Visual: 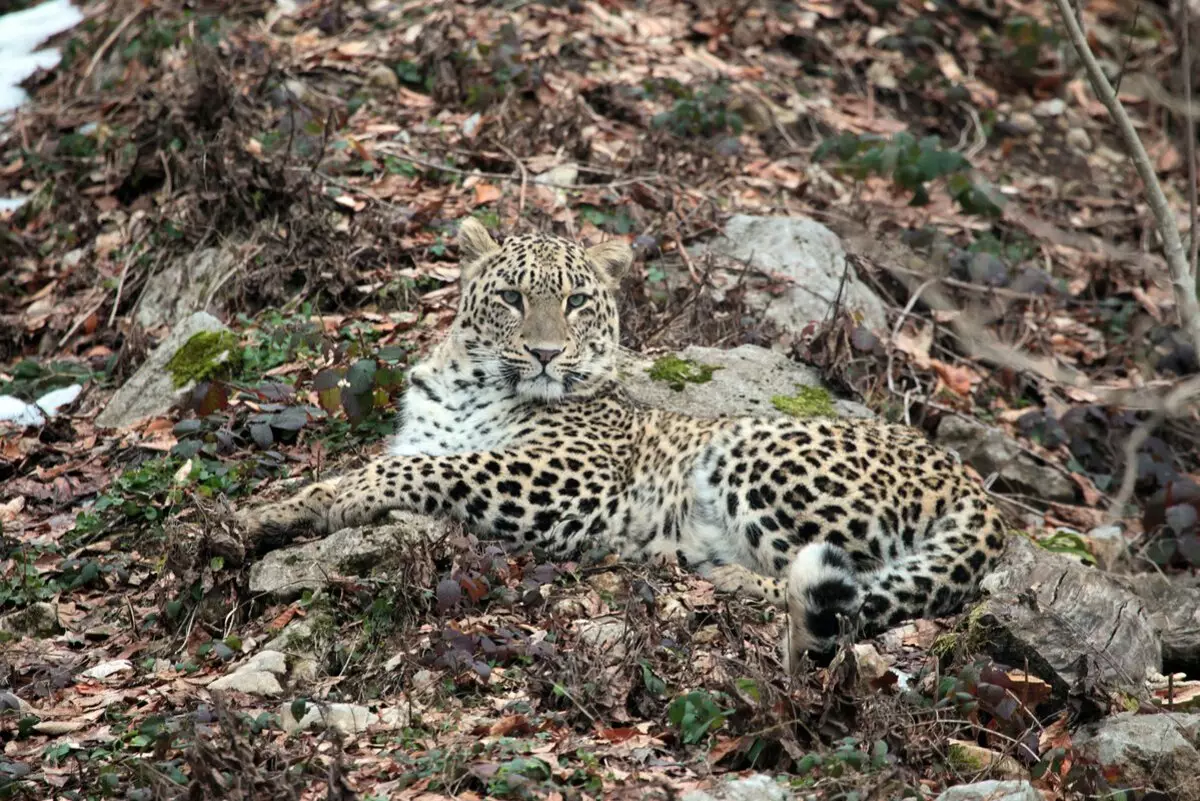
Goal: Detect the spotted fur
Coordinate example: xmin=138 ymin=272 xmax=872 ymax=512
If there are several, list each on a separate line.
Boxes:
xmin=238 ymin=218 xmax=1008 ymax=663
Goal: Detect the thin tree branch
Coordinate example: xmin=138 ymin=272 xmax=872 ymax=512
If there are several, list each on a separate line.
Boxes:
xmin=1050 ymin=0 xmax=1200 ymax=356
xmin=1181 ymin=0 xmax=1199 ymax=274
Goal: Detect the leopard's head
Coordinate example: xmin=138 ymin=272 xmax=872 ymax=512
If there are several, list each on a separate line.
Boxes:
xmin=449 ymin=218 xmax=630 ymax=402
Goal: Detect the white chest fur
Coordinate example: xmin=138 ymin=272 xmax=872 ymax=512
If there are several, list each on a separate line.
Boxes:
xmin=387 ymin=363 xmax=523 ymax=457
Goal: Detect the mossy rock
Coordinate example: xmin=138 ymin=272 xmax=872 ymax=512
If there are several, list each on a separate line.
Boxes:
xmin=770 ymin=385 xmax=835 ymax=418
xmin=165 ymin=330 xmax=240 ymax=388
xmin=646 ymin=355 xmax=720 ymax=391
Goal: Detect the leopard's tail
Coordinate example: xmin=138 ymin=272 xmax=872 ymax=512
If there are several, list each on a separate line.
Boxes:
xmin=782 ymin=542 xmax=861 ymax=668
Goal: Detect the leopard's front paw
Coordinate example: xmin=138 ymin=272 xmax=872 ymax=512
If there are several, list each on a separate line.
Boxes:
xmin=706 ymin=564 xmax=749 ymax=594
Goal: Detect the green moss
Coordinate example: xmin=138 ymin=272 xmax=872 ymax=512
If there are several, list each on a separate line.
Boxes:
xmin=947 ymin=742 xmax=987 ymax=771
xmin=646 ymin=355 xmax=720 ymax=391
xmin=165 ymin=330 xmax=240 ymax=389
xmin=930 ymin=633 xmax=959 ymax=658
xmin=771 ymin=385 xmax=836 ymax=418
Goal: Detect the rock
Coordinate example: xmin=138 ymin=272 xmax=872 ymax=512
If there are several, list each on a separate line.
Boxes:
xmin=1007 ymin=112 xmax=1039 ymax=134
xmin=81 ymin=659 xmax=133 ymax=680
xmin=366 ymin=64 xmax=399 ymax=89
xmin=1066 ymin=127 xmax=1093 ymax=152
xmin=137 ymin=248 xmax=238 ymax=329
xmin=1124 ymin=574 xmax=1200 ymax=670
xmin=1084 ymin=524 xmax=1127 ymax=571
xmin=620 ymin=344 xmax=872 ymax=422
xmin=248 ymin=515 xmax=455 ymax=599
xmin=851 ymin=643 xmax=893 ymax=687
xmin=936 ymin=415 xmax=1075 ymax=503
xmin=534 ymin=163 xmax=578 ymax=186
xmin=0 ymin=601 xmax=61 ymax=637
xmin=946 ymin=741 xmax=1025 ymax=780
xmin=280 ymin=701 xmax=375 ymax=735
xmin=975 ymin=536 xmax=1161 ymax=698
xmin=96 ymin=312 xmax=228 ymax=429
xmin=681 ymin=774 xmax=791 ymax=801
xmin=209 ymin=649 xmax=288 ymax=697
xmin=263 ymin=611 xmax=333 ymax=654
xmin=935 ymin=780 xmax=1040 ymax=801
xmin=377 ymin=705 xmax=412 ymax=729
xmin=1072 ymin=712 xmax=1200 ymax=801
xmin=209 ymin=670 xmax=285 ymax=696
xmin=1032 ymin=98 xmax=1066 ymax=117
xmin=967 ymin=252 xmax=1009 ymax=287
xmin=573 ymin=616 xmax=629 ymax=662
xmin=703 ymin=215 xmax=888 ymax=336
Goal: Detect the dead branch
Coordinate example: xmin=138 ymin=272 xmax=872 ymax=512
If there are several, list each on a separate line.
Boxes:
xmin=1049 ymin=0 xmax=1200 ymax=356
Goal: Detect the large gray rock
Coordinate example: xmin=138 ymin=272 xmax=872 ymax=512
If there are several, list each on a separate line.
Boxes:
xmin=248 ymin=514 xmax=455 ymax=600
xmin=137 ymin=247 xmax=238 ymax=329
xmin=975 ymin=536 xmax=1161 ymax=697
xmin=1073 ymin=712 xmax=1200 ymax=801
xmin=0 ymin=602 xmax=61 ymax=638
xmin=936 ymin=415 xmax=1076 ymax=503
xmin=703 ymin=215 xmax=888 ymax=336
xmin=209 ymin=650 xmax=288 ymax=697
xmin=96 ymin=312 xmax=228 ymax=429
xmin=935 ymin=780 xmax=1040 ymax=801
xmin=681 ymin=774 xmax=791 ymax=801
xmin=620 ymin=345 xmax=872 ymax=421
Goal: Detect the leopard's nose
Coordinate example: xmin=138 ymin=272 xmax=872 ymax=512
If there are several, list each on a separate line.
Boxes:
xmin=525 ymin=345 xmax=564 ymax=365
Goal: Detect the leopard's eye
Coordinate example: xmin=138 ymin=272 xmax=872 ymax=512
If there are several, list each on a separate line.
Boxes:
xmin=566 ymin=293 xmax=589 ymax=309
xmin=499 ymin=290 xmax=523 ymax=308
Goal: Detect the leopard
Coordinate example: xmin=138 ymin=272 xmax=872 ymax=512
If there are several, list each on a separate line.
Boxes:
xmin=237 ymin=217 xmax=1008 ymax=665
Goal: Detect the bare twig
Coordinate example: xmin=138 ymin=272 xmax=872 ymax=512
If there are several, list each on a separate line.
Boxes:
xmin=1050 ymin=0 xmax=1200 ymax=355
xmin=1108 ymin=372 xmax=1200 ymax=521
xmin=108 ymin=231 xmax=150 ymax=328
xmin=82 ymin=7 xmax=142 ymax=81
xmin=1182 ymin=0 xmax=1199 ymax=274
xmin=495 ymin=143 xmax=528 ymax=217
xmin=370 ymin=143 xmax=661 ymax=190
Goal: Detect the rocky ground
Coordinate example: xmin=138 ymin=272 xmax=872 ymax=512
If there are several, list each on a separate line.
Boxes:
xmin=2 ymin=0 xmax=1200 ymax=798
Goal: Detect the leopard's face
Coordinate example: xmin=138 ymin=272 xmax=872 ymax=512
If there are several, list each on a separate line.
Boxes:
xmin=451 ymin=220 xmax=631 ymax=402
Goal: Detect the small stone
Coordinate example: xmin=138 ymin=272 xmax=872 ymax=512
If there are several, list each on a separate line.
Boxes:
xmin=1032 ymin=98 xmax=1066 ymax=117
xmin=1007 ymin=112 xmax=1039 ymax=134
xmin=367 ymin=64 xmax=399 ymax=89
xmin=534 ymin=163 xmax=578 ymax=187
xmin=586 ymin=571 xmax=625 ymax=597
xmin=967 ymin=252 xmax=1009 ymax=287
xmin=573 ymin=616 xmax=628 ymax=661
xmin=0 ymin=602 xmax=61 ymax=637
xmin=1066 ymin=127 xmax=1093 ymax=151
xmin=209 ymin=670 xmax=285 ymax=696
xmin=852 ymin=643 xmax=892 ymax=686
xmin=82 ymin=660 xmax=133 ymax=680
xmin=1085 ymin=524 xmax=1127 ymax=570
xmin=239 ymin=650 xmax=287 ymax=676
xmin=280 ymin=701 xmax=376 ymax=735
xmin=377 ymin=705 xmax=411 ymax=729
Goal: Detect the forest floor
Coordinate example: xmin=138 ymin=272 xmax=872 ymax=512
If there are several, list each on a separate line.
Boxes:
xmin=2 ymin=0 xmax=1200 ymax=798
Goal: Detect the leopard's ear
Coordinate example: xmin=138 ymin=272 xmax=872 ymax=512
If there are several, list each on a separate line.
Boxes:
xmin=585 ymin=239 xmax=632 ymax=288
xmin=458 ymin=218 xmax=500 ymax=279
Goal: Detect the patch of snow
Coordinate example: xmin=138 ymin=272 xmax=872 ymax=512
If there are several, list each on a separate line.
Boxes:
xmin=35 ymin=383 xmax=81 ymax=416
xmin=82 ymin=659 xmax=134 ymax=680
xmin=0 ymin=384 xmax=83 ymax=426
xmin=0 ymin=0 xmax=85 ymax=211
xmin=0 ymin=396 xmax=45 ymax=426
